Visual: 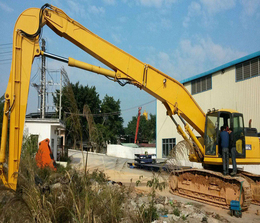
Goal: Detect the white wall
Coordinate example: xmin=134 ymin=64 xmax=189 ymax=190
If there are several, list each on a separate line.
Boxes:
xmin=24 ymin=120 xmax=64 ymax=160
xmin=24 ymin=122 xmax=51 ymax=142
xmin=107 ymin=144 xmax=156 ymax=159
xmin=156 ymin=66 xmax=260 ymax=159
xmin=184 ymin=67 xmax=260 ymax=130
xmin=156 ymin=103 xmax=180 ymax=159
xmin=51 ymin=126 xmax=58 ymax=160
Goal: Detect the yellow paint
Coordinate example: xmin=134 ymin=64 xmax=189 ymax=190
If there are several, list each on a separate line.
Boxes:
xmin=236 ymin=139 xmax=243 ymax=154
xmin=143 ymin=110 xmax=148 ymax=120
xmin=204 ymin=157 xmax=260 ymax=165
xmin=0 ymin=4 xmax=259 ymax=190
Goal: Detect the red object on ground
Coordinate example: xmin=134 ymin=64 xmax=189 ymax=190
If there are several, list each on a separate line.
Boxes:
xmin=35 ymin=138 xmax=57 ymax=171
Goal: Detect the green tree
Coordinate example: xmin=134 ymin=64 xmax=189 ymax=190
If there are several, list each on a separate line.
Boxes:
xmin=125 ymin=113 xmax=156 ymax=143
xmin=124 ymin=116 xmax=138 ymax=137
xmin=54 ymin=82 xmax=101 ymax=146
xmin=97 ymin=95 xmax=124 ymax=144
xmin=147 ymin=114 xmax=156 ymax=141
xmin=54 ymin=83 xmax=124 ymax=146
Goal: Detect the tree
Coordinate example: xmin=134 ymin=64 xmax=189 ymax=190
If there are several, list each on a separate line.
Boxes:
xmin=54 ymin=81 xmax=101 ymax=147
xmin=54 ymin=83 xmax=124 ymax=147
xmin=147 ymin=114 xmax=156 ymax=141
xmin=97 ymin=95 xmax=124 ymax=144
xmin=124 ymin=116 xmax=138 ymax=137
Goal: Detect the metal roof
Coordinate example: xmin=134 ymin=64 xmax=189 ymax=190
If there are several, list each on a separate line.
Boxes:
xmin=181 ymin=51 xmax=260 ymax=84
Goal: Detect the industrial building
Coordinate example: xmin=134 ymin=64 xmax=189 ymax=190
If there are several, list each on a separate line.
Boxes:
xmin=156 ymin=51 xmax=260 ymax=159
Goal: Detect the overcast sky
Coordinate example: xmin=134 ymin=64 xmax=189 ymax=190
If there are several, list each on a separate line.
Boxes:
xmin=0 ymin=0 xmax=259 ymax=126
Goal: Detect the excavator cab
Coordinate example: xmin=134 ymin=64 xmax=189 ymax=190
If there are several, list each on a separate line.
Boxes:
xmin=204 ymin=110 xmax=245 ymax=158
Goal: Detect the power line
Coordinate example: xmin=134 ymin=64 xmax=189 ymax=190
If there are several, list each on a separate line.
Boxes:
xmin=0 ymin=43 xmax=12 ymax=46
xmin=0 ymin=58 xmax=12 ymax=62
xmin=0 ymin=51 xmax=12 ymax=55
xmin=31 ymin=68 xmax=40 ymax=82
xmin=64 ymin=99 xmax=156 ymax=117
xmin=0 ymin=61 xmax=12 ymax=65
xmin=121 ymin=99 xmax=156 ymax=113
xmin=0 ymin=46 xmax=12 ymax=49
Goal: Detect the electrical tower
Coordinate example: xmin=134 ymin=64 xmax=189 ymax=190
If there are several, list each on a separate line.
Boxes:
xmin=31 ymin=39 xmax=65 ymax=119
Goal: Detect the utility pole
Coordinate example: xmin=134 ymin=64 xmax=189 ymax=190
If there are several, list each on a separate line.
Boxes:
xmin=59 ymin=70 xmax=62 ymax=120
xmin=41 ymin=39 xmax=46 ymax=118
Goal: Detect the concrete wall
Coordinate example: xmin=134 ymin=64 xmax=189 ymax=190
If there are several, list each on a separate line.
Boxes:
xmin=107 ymin=144 xmax=156 ymax=159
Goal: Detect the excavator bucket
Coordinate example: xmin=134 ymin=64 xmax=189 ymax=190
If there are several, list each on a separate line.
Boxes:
xmin=35 ymin=138 xmax=57 ymax=171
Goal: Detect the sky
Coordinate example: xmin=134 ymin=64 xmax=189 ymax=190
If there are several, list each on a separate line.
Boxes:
xmin=0 ymin=0 xmax=259 ymax=126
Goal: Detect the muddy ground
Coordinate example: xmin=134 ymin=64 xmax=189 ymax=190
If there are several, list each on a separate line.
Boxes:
xmin=68 ymin=150 xmax=260 ymax=223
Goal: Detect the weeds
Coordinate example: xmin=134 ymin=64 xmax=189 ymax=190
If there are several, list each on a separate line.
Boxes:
xmin=1 ymin=138 xmax=171 ymax=223
xmin=173 ymin=208 xmax=181 ymax=216
xmin=181 ymin=214 xmax=187 ymax=220
xmin=133 ymin=173 xmax=166 ymax=223
xmin=0 ymin=148 xmax=128 ymax=223
xmin=185 ymin=202 xmax=193 ymax=205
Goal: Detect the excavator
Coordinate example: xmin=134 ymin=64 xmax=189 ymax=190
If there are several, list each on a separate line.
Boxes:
xmin=0 ymin=3 xmax=259 ymax=210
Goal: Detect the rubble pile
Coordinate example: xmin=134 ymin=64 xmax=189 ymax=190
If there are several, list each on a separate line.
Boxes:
xmin=126 ymin=190 xmax=230 ymax=223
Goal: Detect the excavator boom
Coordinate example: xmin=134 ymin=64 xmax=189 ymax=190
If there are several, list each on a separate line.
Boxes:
xmin=1 ymin=4 xmax=260 ymax=211
xmin=1 ymin=4 xmax=204 ymax=190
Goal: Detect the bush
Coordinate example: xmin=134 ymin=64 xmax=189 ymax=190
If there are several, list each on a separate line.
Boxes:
xmin=0 ymin=146 xmax=129 ymax=222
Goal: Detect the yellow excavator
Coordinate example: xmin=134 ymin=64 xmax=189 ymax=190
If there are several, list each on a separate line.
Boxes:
xmin=0 ymin=3 xmax=259 ymax=210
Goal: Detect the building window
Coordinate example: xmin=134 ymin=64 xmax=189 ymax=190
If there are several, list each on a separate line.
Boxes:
xmin=162 ymin=138 xmax=176 ymax=158
xmin=191 ymin=75 xmax=212 ymax=95
xmin=236 ymin=57 xmax=259 ymax=81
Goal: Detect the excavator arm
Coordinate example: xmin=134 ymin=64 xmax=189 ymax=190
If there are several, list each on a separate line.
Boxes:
xmin=0 ymin=4 xmax=205 ymax=190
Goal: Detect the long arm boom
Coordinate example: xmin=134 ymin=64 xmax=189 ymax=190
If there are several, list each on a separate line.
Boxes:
xmin=0 ymin=4 xmax=205 ymax=190
xmin=43 ymin=5 xmax=206 ymax=134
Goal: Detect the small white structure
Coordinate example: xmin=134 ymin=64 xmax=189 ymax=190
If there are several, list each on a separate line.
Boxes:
xmin=107 ymin=144 xmax=156 ymax=159
xmin=24 ymin=118 xmax=65 ymax=160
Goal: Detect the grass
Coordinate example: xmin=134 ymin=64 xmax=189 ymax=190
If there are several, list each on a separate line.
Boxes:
xmin=133 ymin=172 xmax=166 ymax=223
xmin=0 ymin=139 xmax=169 ymax=223
xmin=173 ymin=208 xmax=181 ymax=216
xmin=0 ymin=166 xmax=128 ymax=222
xmin=0 ymin=139 xmax=130 ymax=223
xmin=181 ymin=214 xmax=187 ymax=220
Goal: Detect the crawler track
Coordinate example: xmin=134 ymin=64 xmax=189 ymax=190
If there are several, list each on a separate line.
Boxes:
xmin=169 ymin=169 xmax=252 ymax=210
xmin=238 ymin=171 xmax=260 ymax=206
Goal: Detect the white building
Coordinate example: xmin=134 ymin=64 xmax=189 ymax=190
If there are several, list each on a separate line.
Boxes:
xmin=156 ymin=51 xmax=260 ymax=159
xmin=24 ymin=118 xmax=65 ymax=160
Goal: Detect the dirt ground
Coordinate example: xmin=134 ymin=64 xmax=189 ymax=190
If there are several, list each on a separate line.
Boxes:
xmin=68 ymin=150 xmax=260 ymax=223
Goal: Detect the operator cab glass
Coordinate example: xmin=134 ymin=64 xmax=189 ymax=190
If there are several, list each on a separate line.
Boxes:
xmin=204 ymin=111 xmax=245 ymax=158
